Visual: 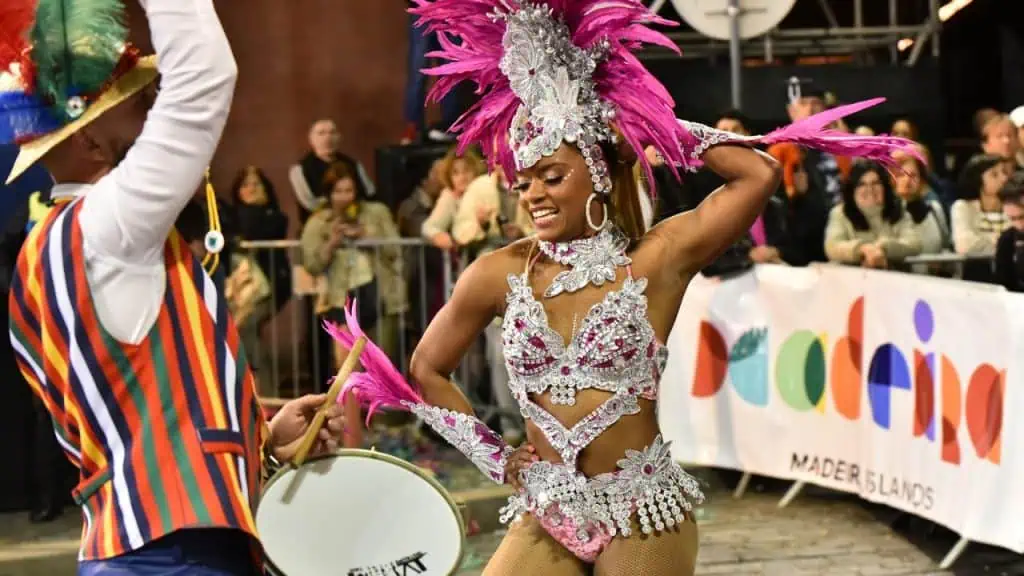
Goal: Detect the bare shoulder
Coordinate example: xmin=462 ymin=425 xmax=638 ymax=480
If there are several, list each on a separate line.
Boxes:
xmin=453 ymin=238 xmax=535 ymax=311
xmin=465 ymin=238 xmax=533 ymax=282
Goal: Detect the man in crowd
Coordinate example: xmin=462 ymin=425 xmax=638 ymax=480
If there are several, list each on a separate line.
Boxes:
xmin=980 ymin=113 xmax=1021 ymax=168
xmin=290 ymin=119 xmax=376 ymax=222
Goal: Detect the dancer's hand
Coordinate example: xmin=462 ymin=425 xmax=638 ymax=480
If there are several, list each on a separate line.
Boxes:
xmin=504 ymin=443 xmax=538 ymax=490
xmin=268 ymin=394 xmax=346 ymax=462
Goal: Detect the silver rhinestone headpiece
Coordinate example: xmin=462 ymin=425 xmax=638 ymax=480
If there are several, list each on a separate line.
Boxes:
xmin=495 ymin=3 xmax=617 ymax=194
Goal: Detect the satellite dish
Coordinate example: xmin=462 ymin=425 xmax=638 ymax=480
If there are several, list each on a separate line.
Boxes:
xmin=670 ymin=0 xmax=797 ymax=41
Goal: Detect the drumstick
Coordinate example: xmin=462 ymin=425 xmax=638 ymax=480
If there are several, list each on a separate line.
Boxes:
xmin=291 ymin=336 xmax=367 ymax=466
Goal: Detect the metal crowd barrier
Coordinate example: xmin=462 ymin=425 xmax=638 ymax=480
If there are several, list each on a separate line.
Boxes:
xmin=235 ymin=238 xmax=450 ymax=397
xmin=234 ymin=237 xmax=528 ymax=434
xmin=905 ymin=251 xmax=995 ymax=279
xmin=233 ymin=238 xmax=523 ymax=435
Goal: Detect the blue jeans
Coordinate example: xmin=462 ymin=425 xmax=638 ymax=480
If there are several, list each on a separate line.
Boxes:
xmin=404 ymin=14 xmax=462 ymax=131
xmin=78 ymin=529 xmax=261 ymax=575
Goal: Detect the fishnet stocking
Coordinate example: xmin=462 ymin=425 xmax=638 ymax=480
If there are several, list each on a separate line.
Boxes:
xmin=593 ymin=517 xmax=699 ymax=576
xmin=483 ymin=515 xmax=589 ymax=576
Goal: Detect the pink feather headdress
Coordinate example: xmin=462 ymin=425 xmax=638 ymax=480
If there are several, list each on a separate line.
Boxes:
xmin=411 ymin=0 xmax=919 ymax=196
xmin=411 ymin=0 xmax=690 ymax=193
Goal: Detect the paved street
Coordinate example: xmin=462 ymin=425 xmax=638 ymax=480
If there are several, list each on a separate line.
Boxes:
xmin=2 ymin=474 xmax=1022 ymax=575
xmin=457 ymin=486 xmax=1024 ymax=576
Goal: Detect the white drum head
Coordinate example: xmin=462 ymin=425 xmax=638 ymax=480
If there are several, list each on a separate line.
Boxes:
xmin=258 ymin=449 xmax=465 ymax=576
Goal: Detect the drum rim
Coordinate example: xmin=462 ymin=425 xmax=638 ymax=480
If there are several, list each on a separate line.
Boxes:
xmin=257 ymin=448 xmax=467 ymax=576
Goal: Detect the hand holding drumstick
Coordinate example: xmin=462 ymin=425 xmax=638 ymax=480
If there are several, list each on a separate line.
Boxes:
xmin=268 ymin=337 xmax=367 ymax=464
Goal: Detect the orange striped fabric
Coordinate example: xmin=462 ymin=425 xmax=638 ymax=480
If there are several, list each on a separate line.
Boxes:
xmin=9 ymin=199 xmax=266 ymax=561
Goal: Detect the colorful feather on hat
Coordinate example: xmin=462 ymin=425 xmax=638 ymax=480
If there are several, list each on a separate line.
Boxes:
xmin=0 ymin=0 xmax=35 ymax=81
xmin=0 ymin=0 xmax=131 ymax=145
xmin=31 ymin=0 xmax=128 ymax=115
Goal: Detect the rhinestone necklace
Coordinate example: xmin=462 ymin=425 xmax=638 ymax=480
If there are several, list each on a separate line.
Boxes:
xmin=536 ymin=224 xmax=631 ymax=298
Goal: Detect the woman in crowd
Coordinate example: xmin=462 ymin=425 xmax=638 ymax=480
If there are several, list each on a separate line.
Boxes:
xmin=338 ymin=2 xmax=916 ymax=574
xmin=825 ymin=162 xmax=922 ymax=269
xmin=301 ymin=162 xmax=406 ymax=447
xmin=224 ymin=166 xmax=291 ymax=395
xmin=892 ymin=153 xmax=949 ymax=255
xmin=952 ymin=154 xmax=1014 ymax=256
xmin=421 ymin=146 xmax=486 ymax=250
xmin=994 ymin=171 xmax=1024 ymax=292
xmin=951 ymin=154 xmax=1014 ymax=282
xmin=301 ymin=162 xmax=407 ymax=365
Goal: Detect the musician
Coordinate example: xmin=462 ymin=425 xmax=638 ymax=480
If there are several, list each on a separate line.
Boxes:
xmin=2 ymin=0 xmax=344 ymax=573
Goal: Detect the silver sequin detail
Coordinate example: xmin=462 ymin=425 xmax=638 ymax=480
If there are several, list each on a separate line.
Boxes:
xmin=405 ymin=402 xmax=512 ymax=484
xmin=537 ymin=224 xmax=631 ymax=297
xmin=502 ymin=274 xmax=666 ymax=406
xmin=499 ymin=435 xmax=704 ymax=540
xmin=497 ymin=3 xmax=615 ymax=192
xmin=678 ymin=119 xmax=758 ymax=171
xmin=523 ymin=392 xmax=640 ymax=468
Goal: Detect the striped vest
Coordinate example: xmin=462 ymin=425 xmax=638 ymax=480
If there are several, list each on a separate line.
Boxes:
xmin=8 ymin=199 xmax=265 ymax=561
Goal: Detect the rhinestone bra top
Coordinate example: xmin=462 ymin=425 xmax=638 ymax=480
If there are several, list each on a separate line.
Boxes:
xmin=500 ymin=268 xmax=668 ymax=467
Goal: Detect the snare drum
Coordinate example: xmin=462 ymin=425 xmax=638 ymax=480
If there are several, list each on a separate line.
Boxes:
xmin=257 ymin=449 xmax=465 ymax=576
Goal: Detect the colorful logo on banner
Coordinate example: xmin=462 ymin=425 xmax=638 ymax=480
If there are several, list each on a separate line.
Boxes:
xmin=692 ymin=297 xmax=1005 ymax=466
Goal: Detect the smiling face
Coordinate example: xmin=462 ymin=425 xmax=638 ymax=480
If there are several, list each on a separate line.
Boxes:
xmin=853 ymin=168 xmax=886 ymax=213
xmin=514 ymin=144 xmax=596 ymax=242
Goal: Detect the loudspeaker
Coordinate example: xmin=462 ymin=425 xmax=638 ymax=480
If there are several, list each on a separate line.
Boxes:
xmin=374 ymin=143 xmax=451 ymax=212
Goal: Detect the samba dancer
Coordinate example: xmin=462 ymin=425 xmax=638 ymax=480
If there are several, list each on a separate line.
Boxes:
xmin=329 ymin=1 xmax=917 ymax=574
xmin=2 ymin=1 xmax=343 ymax=573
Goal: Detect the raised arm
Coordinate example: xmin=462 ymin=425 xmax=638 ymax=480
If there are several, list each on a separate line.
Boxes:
xmin=647 ymin=143 xmax=781 ymax=277
xmin=79 ymin=0 xmax=237 ymax=263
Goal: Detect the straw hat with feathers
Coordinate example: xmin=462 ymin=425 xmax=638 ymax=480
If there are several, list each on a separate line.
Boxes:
xmin=1 ymin=0 xmax=158 ymax=185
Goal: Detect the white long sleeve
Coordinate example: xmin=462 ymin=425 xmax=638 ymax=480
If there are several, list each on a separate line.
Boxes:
xmin=78 ymin=0 xmax=237 ymax=264
xmin=54 ymin=0 xmax=238 ymax=344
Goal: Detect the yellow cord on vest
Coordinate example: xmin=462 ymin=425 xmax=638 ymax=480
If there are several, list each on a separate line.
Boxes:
xmin=201 ymin=168 xmax=223 ymax=275
xmin=48 ymin=171 xmax=224 ymax=276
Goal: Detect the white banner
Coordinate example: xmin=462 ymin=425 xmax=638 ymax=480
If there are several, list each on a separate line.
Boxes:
xmin=659 ymin=264 xmax=1024 ymax=553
